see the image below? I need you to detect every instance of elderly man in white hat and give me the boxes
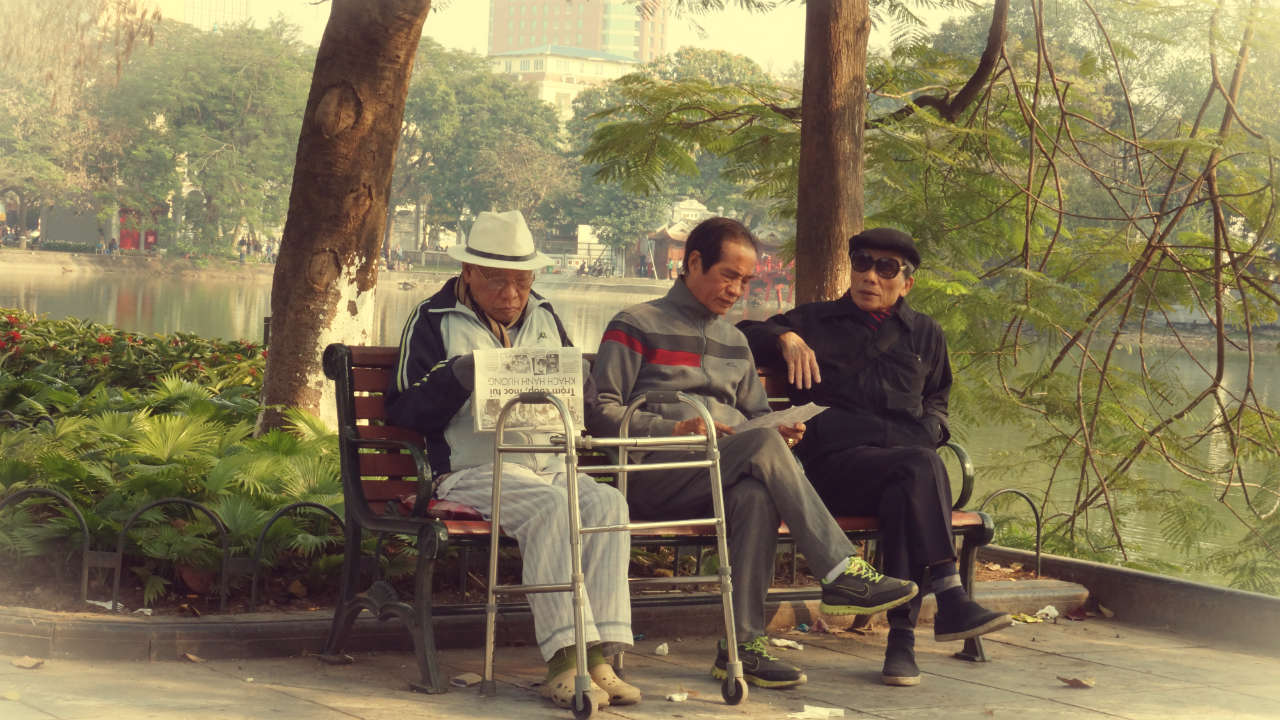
[387,210,640,709]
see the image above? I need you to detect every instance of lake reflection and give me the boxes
[0,270,778,350]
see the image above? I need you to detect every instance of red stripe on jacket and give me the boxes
[601,329,701,367]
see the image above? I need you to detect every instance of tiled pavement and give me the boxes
[2,617,1278,719]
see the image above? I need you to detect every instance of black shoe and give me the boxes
[934,598,1012,642]
[881,629,920,686]
[711,637,807,689]
[820,557,918,615]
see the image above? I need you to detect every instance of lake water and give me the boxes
[2,267,1265,587]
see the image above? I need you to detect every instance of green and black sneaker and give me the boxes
[711,636,807,689]
[820,556,918,615]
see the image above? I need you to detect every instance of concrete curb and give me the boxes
[980,545,1280,654]
[0,578,1086,662]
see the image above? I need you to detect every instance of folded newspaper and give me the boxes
[732,402,826,433]
[472,346,583,432]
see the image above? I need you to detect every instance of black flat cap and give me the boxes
[848,228,920,267]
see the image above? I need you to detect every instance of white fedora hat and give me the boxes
[447,210,550,271]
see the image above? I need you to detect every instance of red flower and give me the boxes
[5,330,19,342]
[99,354,111,365]
[233,354,243,361]
[97,334,112,345]
[4,315,20,326]
[0,339,7,350]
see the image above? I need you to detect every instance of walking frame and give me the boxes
[481,390,748,718]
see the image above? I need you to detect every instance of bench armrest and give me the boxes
[940,441,975,510]
[340,429,434,515]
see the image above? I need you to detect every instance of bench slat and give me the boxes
[352,366,391,392]
[354,396,386,420]
[358,452,421,478]
[349,346,401,367]
[356,425,425,445]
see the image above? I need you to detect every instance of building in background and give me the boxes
[489,45,638,120]
[489,0,668,63]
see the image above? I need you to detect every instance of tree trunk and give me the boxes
[258,0,432,433]
[795,0,869,304]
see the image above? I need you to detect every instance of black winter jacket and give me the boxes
[738,294,952,453]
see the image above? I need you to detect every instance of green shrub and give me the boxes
[0,308,343,608]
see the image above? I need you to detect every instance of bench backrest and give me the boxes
[323,344,423,517]
[322,344,786,512]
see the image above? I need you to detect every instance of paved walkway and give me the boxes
[2,617,1278,719]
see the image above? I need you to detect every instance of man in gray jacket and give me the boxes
[589,217,918,689]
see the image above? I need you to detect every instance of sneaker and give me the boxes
[820,557,918,615]
[881,630,920,686]
[711,636,807,689]
[933,598,1012,642]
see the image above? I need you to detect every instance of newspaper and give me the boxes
[472,346,584,432]
[732,402,827,433]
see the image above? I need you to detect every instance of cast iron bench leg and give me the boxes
[953,530,988,662]
[322,515,365,660]
[409,521,449,694]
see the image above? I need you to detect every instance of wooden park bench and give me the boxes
[318,344,995,694]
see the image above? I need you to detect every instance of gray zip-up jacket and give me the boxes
[589,280,770,437]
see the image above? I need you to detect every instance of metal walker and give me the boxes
[480,390,747,718]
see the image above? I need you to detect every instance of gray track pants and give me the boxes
[625,427,855,642]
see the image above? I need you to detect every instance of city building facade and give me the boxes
[489,45,638,119]
[489,0,668,62]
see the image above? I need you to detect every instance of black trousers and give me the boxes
[801,443,955,627]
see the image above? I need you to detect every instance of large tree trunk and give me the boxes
[795,0,870,304]
[258,0,432,432]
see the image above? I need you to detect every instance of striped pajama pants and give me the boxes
[439,462,633,661]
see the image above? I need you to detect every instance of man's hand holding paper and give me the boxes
[732,402,826,435]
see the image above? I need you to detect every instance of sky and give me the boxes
[155,1,815,73]
[420,2,811,74]
[156,1,957,75]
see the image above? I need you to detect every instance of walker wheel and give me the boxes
[722,676,748,705]
[571,690,596,719]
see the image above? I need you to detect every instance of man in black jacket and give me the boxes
[740,228,1010,687]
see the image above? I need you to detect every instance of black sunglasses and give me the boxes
[850,251,912,279]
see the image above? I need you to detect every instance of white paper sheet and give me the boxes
[731,402,826,433]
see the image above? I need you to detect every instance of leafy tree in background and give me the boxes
[567,46,779,260]
[392,38,570,246]
[93,19,313,254]
[0,0,155,237]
